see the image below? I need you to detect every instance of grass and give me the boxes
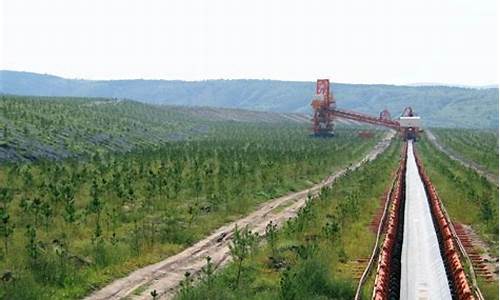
[0,95,298,162]
[175,139,401,300]
[0,118,384,299]
[416,136,499,299]
[431,128,499,176]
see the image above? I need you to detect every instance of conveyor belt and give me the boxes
[400,141,452,299]
[369,141,478,300]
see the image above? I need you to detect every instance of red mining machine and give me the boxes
[311,79,335,136]
[310,79,421,140]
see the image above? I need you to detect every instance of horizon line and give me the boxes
[1,69,498,88]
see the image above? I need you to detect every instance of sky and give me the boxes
[1,0,498,85]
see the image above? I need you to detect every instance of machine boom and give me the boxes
[311,79,421,140]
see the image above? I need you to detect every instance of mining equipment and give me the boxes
[311,79,421,140]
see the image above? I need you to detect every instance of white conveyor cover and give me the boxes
[400,141,452,299]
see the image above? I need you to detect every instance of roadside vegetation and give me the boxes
[0,112,382,299]
[175,140,401,300]
[432,128,498,176]
[417,136,499,299]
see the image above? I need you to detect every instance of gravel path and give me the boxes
[84,131,395,300]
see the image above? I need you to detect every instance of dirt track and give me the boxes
[425,130,498,186]
[84,131,395,300]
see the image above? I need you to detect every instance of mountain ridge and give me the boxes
[1,70,498,128]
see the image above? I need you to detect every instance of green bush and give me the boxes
[279,258,354,300]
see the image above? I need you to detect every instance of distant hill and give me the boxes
[407,82,498,89]
[1,70,498,128]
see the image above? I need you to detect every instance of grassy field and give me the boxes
[0,114,383,299]
[431,128,499,176]
[3,96,495,299]
[416,136,499,299]
[0,95,301,162]
[174,139,401,300]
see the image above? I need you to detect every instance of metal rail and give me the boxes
[371,143,407,299]
[354,145,404,299]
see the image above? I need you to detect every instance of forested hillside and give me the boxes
[0,95,303,162]
[0,120,380,299]
[1,71,498,128]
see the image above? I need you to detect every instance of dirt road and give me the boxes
[84,131,395,300]
[425,130,498,186]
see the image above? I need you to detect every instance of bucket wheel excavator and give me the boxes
[311,79,422,140]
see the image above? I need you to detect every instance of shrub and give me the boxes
[279,258,354,300]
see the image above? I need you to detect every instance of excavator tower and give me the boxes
[311,79,335,136]
[310,79,421,140]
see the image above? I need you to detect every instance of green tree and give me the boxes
[265,221,278,257]
[201,256,215,296]
[0,208,14,255]
[0,188,13,210]
[25,224,39,264]
[88,179,104,263]
[229,225,258,287]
